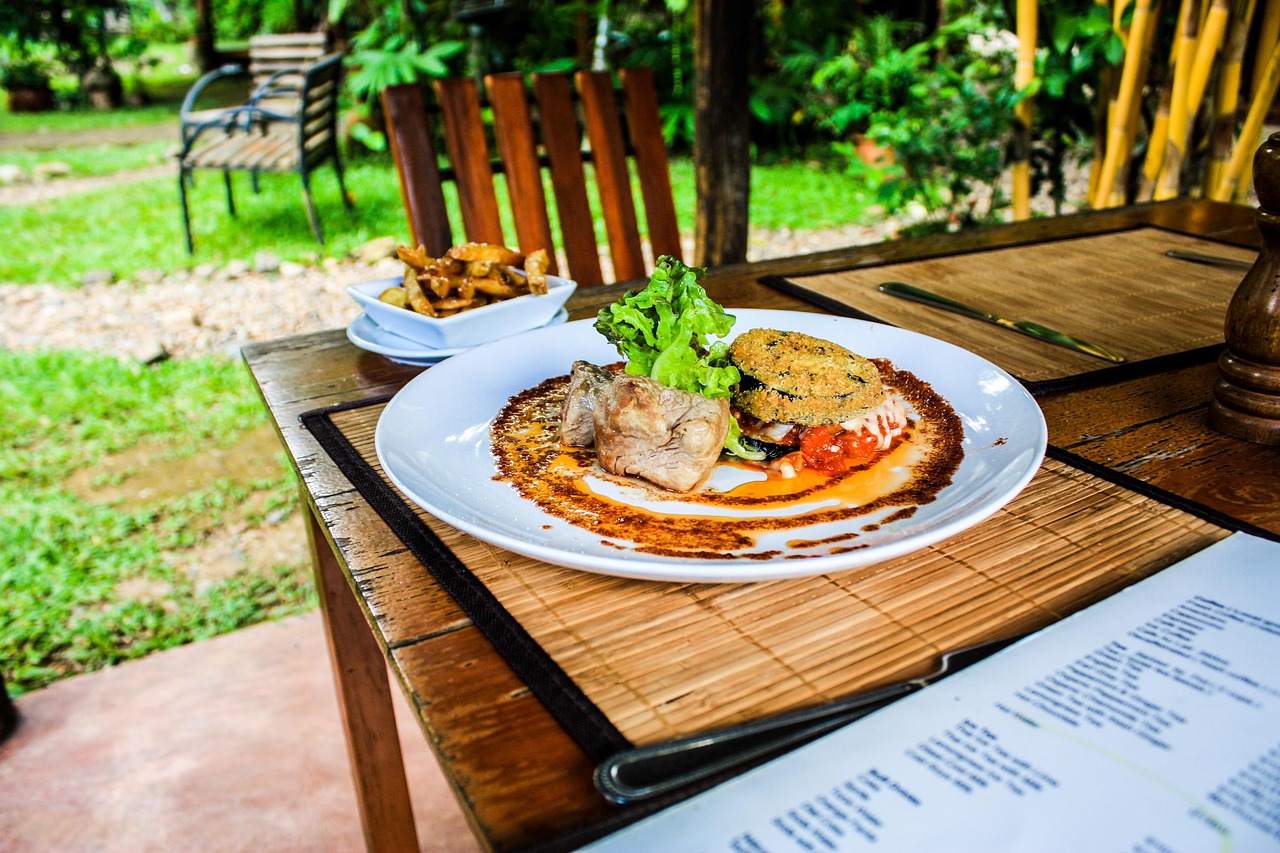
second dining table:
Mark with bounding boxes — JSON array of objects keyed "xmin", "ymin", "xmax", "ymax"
[{"xmin": 241, "ymin": 198, "xmax": 1278, "ymax": 852}]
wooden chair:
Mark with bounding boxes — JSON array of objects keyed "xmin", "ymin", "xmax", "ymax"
[
  {"xmin": 179, "ymin": 32, "xmax": 331, "ymax": 146},
  {"xmin": 177, "ymin": 52, "xmax": 350, "ymax": 253},
  {"xmin": 381, "ymin": 68, "xmax": 682, "ymax": 286}
]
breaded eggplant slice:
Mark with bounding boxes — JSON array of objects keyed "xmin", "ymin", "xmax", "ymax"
[{"xmin": 730, "ymin": 328, "xmax": 884, "ymax": 426}]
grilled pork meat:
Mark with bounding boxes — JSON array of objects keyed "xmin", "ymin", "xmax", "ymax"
[
  {"xmin": 559, "ymin": 363, "xmax": 730, "ymax": 492},
  {"xmin": 559, "ymin": 361, "xmax": 614, "ymax": 447},
  {"xmin": 595, "ymin": 375, "xmax": 730, "ymax": 492}
]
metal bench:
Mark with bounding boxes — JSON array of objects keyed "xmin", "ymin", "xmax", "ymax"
[
  {"xmin": 177, "ymin": 52, "xmax": 351, "ymax": 253},
  {"xmin": 179, "ymin": 32, "xmax": 331, "ymax": 146}
]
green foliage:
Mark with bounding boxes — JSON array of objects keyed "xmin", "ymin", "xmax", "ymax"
[
  {"xmin": 1030, "ymin": 0, "xmax": 1125, "ymax": 212},
  {"xmin": 331, "ymin": 1, "xmax": 466, "ymax": 151},
  {"xmin": 809, "ymin": 13, "xmax": 1021, "ymax": 229},
  {"xmin": 0, "ymin": 0, "xmax": 129, "ymax": 77},
  {"xmin": 0, "ymin": 350, "xmax": 312, "ymax": 695},
  {"xmin": 215, "ymin": 0, "xmax": 298, "ymax": 41},
  {"xmin": 0, "ymin": 42, "xmax": 55, "ymax": 87}
]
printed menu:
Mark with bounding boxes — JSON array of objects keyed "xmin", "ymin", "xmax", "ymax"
[{"xmin": 583, "ymin": 533, "xmax": 1280, "ymax": 852}]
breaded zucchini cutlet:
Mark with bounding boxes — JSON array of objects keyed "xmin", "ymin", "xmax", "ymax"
[{"xmin": 729, "ymin": 328, "xmax": 884, "ymax": 425}]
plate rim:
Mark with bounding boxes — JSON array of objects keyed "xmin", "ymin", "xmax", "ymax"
[
  {"xmin": 374, "ymin": 309, "xmax": 1047, "ymax": 583},
  {"xmin": 348, "ymin": 307, "xmax": 571, "ymax": 359}
]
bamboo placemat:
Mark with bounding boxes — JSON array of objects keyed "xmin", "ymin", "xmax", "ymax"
[
  {"xmin": 312, "ymin": 399, "xmax": 1232, "ymax": 753},
  {"xmin": 763, "ymin": 227, "xmax": 1255, "ymax": 385}
]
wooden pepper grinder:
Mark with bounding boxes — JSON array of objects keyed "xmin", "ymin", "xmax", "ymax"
[{"xmin": 1210, "ymin": 131, "xmax": 1280, "ymax": 445}]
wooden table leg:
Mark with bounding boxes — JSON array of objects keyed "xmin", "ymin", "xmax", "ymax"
[{"xmin": 306, "ymin": 505, "xmax": 421, "ymax": 852}]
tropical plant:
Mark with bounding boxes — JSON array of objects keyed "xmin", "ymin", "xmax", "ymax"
[
  {"xmin": 1030, "ymin": 0, "xmax": 1126, "ymax": 212},
  {"xmin": 0, "ymin": 42, "xmax": 55, "ymax": 89},
  {"xmin": 328, "ymin": 0, "xmax": 466, "ymax": 150},
  {"xmin": 810, "ymin": 13, "xmax": 1022, "ymax": 229}
]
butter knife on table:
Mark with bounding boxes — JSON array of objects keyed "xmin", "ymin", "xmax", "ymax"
[
  {"xmin": 1164, "ymin": 248, "xmax": 1253, "ymax": 269},
  {"xmin": 878, "ymin": 281, "xmax": 1126, "ymax": 363},
  {"xmin": 594, "ymin": 634, "xmax": 1025, "ymax": 804}
]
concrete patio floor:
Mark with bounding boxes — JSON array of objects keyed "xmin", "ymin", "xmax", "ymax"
[{"xmin": 0, "ymin": 611, "xmax": 481, "ymax": 852}]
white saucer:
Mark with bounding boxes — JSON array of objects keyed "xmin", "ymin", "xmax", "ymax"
[{"xmin": 347, "ymin": 308, "xmax": 570, "ymax": 365}]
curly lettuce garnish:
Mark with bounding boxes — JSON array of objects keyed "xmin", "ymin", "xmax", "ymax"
[{"xmin": 595, "ymin": 256, "xmax": 764, "ymax": 461}]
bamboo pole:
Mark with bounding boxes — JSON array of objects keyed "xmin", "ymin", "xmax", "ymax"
[
  {"xmin": 1206, "ymin": 0, "xmax": 1259, "ymax": 192},
  {"xmin": 1109, "ymin": 2, "xmax": 1162, "ymax": 205},
  {"xmin": 1092, "ymin": 0, "xmax": 1159, "ymax": 208},
  {"xmin": 1211, "ymin": 36, "xmax": 1280, "ymax": 200},
  {"xmin": 1088, "ymin": 0, "xmax": 1117, "ymax": 205},
  {"xmin": 1155, "ymin": 0, "xmax": 1203, "ymax": 199},
  {"xmin": 1012, "ymin": 0, "xmax": 1038, "ymax": 220},
  {"xmin": 1239, "ymin": 0, "xmax": 1280, "ymax": 200},
  {"xmin": 1187, "ymin": 0, "xmax": 1232, "ymax": 113},
  {"xmin": 1138, "ymin": 38, "xmax": 1180, "ymax": 200}
]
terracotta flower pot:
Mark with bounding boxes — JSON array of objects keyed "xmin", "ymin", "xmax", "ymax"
[
  {"xmin": 854, "ymin": 133, "xmax": 895, "ymax": 169},
  {"xmin": 5, "ymin": 83, "xmax": 54, "ymax": 113}
]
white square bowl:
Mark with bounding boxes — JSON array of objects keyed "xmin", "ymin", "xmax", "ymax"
[{"xmin": 348, "ymin": 270, "xmax": 577, "ymax": 349}]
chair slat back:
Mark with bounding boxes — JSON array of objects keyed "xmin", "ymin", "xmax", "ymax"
[
  {"xmin": 298, "ymin": 54, "xmax": 343, "ymax": 155},
  {"xmin": 382, "ymin": 84, "xmax": 453, "ymax": 257},
  {"xmin": 532, "ymin": 72, "xmax": 604, "ymax": 284},
  {"xmin": 381, "ymin": 68, "xmax": 681, "ymax": 287},
  {"xmin": 247, "ymin": 32, "xmax": 330, "ymax": 92},
  {"xmin": 577, "ymin": 70, "xmax": 646, "ymax": 281},
  {"xmin": 488, "ymin": 72, "xmax": 558, "ymax": 273},
  {"xmin": 433, "ymin": 77, "xmax": 505, "ymax": 246},
  {"xmin": 621, "ymin": 69, "xmax": 682, "ymax": 261}
]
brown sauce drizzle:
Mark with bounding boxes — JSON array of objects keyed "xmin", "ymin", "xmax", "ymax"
[{"xmin": 490, "ymin": 359, "xmax": 964, "ymax": 561}]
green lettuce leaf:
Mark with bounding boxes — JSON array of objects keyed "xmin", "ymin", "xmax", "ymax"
[
  {"xmin": 595, "ymin": 256, "xmax": 764, "ymax": 460},
  {"xmin": 595, "ymin": 256, "xmax": 738, "ymax": 397}
]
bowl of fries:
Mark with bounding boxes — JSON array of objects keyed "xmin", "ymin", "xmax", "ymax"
[{"xmin": 349, "ymin": 242, "xmax": 577, "ymax": 349}]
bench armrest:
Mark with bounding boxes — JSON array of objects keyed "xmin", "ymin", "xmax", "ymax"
[{"xmin": 179, "ymin": 64, "xmax": 247, "ymax": 119}]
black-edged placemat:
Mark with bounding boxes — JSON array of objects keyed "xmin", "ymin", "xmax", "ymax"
[
  {"xmin": 760, "ymin": 226, "xmax": 1255, "ymax": 392},
  {"xmin": 301, "ymin": 395, "xmax": 1250, "ymax": 761}
]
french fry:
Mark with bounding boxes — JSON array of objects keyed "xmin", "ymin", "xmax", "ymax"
[
  {"xmin": 471, "ymin": 276, "xmax": 520, "ymax": 298},
  {"xmin": 524, "ymin": 249, "xmax": 550, "ymax": 294},
  {"xmin": 447, "ymin": 242, "xmax": 523, "ymax": 266},
  {"xmin": 403, "ymin": 269, "xmax": 436, "ymax": 316},
  {"xmin": 390, "ymin": 242, "xmax": 551, "ymax": 318}
]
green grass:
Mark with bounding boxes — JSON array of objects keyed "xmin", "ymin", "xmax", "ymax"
[
  {"xmin": 0, "ymin": 154, "xmax": 883, "ymax": 285},
  {"xmin": 0, "ymin": 350, "xmax": 313, "ymax": 695}
]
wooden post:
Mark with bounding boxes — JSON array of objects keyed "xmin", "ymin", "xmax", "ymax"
[
  {"xmin": 1211, "ymin": 132, "xmax": 1280, "ymax": 444},
  {"xmin": 693, "ymin": 0, "xmax": 751, "ymax": 267}
]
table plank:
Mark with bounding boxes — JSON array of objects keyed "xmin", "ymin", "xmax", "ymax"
[{"xmin": 1040, "ymin": 361, "xmax": 1280, "ymax": 535}]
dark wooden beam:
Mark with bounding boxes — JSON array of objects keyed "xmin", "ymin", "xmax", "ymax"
[{"xmin": 694, "ymin": 0, "xmax": 752, "ymax": 266}]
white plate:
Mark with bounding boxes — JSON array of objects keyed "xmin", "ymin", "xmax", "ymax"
[
  {"xmin": 375, "ymin": 309, "xmax": 1047, "ymax": 583},
  {"xmin": 347, "ymin": 309, "xmax": 569, "ymax": 364}
]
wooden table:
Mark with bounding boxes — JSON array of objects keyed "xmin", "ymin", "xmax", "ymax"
[{"xmin": 241, "ymin": 200, "xmax": 1275, "ymax": 852}]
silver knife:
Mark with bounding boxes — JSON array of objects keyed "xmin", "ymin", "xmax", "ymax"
[
  {"xmin": 878, "ymin": 281, "xmax": 1126, "ymax": 363},
  {"xmin": 1164, "ymin": 249, "xmax": 1253, "ymax": 270},
  {"xmin": 594, "ymin": 634, "xmax": 1024, "ymax": 804}
]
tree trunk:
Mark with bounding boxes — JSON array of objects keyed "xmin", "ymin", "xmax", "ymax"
[
  {"xmin": 693, "ymin": 0, "xmax": 752, "ymax": 267},
  {"xmin": 193, "ymin": 0, "xmax": 218, "ymax": 73}
]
